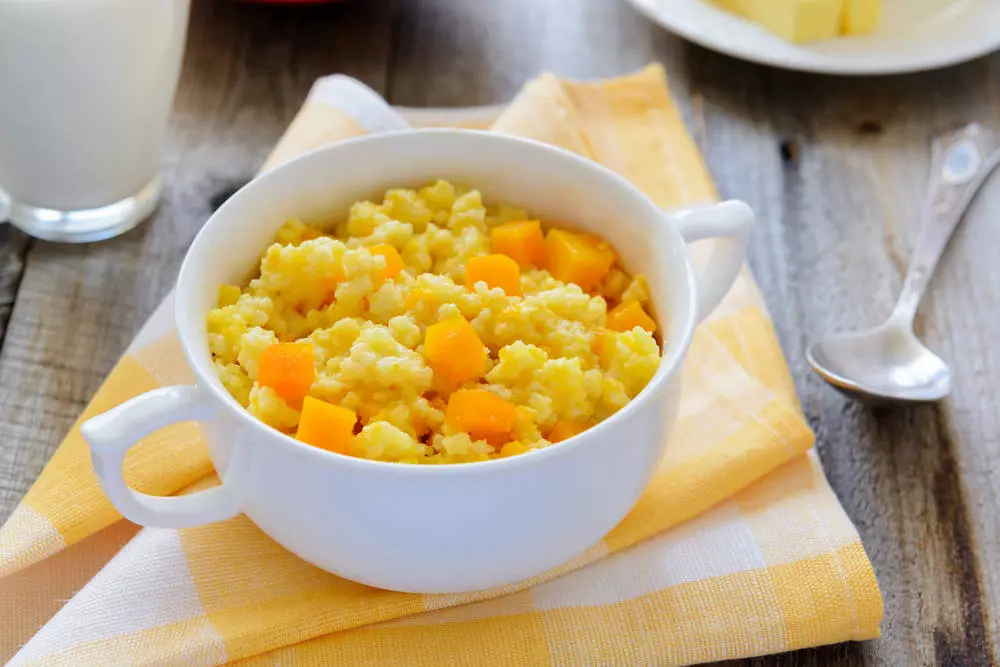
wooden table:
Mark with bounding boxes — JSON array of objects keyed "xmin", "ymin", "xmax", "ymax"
[{"xmin": 1, "ymin": 1, "xmax": 997, "ymax": 664}]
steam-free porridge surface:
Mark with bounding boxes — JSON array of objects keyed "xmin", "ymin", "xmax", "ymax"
[{"xmin": 207, "ymin": 180, "xmax": 661, "ymax": 464}]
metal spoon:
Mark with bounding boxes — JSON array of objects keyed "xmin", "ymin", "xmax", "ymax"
[{"xmin": 807, "ymin": 123, "xmax": 1000, "ymax": 405}]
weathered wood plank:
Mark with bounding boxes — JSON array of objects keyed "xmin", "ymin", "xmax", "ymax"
[
  {"xmin": 390, "ymin": 0, "xmax": 684, "ymax": 106},
  {"xmin": 689, "ymin": 50, "xmax": 1000, "ymax": 665},
  {"xmin": 0, "ymin": 0, "xmax": 395, "ymax": 518},
  {"xmin": 0, "ymin": 227, "xmax": 30, "ymax": 346}
]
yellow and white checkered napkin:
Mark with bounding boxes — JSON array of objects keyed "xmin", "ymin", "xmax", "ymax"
[{"xmin": 0, "ymin": 65, "xmax": 882, "ymax": 666}]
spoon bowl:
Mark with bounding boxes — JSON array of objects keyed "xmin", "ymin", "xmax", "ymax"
[
  {"xmin": 807, "ymin": 124, "xmax": 1000, "ymax": 405},
  {"xmin": 807, "ymin": 322, "xmax": 952, "ymax": 405}
]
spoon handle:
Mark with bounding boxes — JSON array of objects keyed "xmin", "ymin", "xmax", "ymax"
[{"xmin": 892, "ymin": 124, "xmax": 1000, "ymax": 324}]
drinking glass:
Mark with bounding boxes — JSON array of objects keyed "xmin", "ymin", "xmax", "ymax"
[{"xmin": 0, "ymin": 0, "xmax": 190, "ymax": 242}]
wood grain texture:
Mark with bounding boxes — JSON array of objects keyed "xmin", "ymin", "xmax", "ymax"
[
  {"xmin": 1, "ymin": 1, "xmax": 998, "ymax": 664},
  {"xmin": 0, "ymin": 226, "xmax": 29, "ymax": 347},
  {"xmin": 687, "ymin": 56, "xmax": 1000, "ymax": 666}
]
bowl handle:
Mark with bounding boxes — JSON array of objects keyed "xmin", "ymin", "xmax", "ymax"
[
  {"xmin": 81, "ymin": 386, "xmax": 246, "ymax": 529},
  {"xmin": 672, "ymin": 200, "xmax": 754, "ymax": 323}
]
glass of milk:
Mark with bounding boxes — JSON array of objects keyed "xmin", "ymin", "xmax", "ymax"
[{"xmin": 0, "ymin": 0, "xmax": 190, "ymax": 243}]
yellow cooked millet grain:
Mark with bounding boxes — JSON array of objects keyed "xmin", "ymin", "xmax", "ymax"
[{"xmin": 207, "ymin": 181, "xmax": 662, "ymax": 464}]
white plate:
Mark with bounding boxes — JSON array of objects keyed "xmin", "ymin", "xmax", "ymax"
[{"xmin": 625, "ymin": 0, "xmax": 1000, "ymax": 75}]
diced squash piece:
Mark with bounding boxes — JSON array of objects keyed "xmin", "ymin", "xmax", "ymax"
[
  {"xmin": 218, "ymin": 284, "xmax": 242, "ymax": 307},
  {"xmin": 567, "ymin": 231, "xmax": 615, "ymax": 257},
  {"xmin": 465, "ymin": 254, "xmax": 521, "ymax": 296},
  {"xmin": 607, "ymin": 300, "xmax": 657, "ymax": 333},
  {"xmin": 410, "ymin": 412, "xmax": 430, "ymax": 438},
  {"xmin": 404, "ymin": 288, "xmax": 436, "ymax": 311},
  {"xmin": 499, "ymin": 441, "xmax": 529, "ymax": 457},
  {"xmin": 312, "ymin": 262, "xmax": 347, "ymax": 307},
  {"xmin": 579, "ymin": 232, "xmax": 616, "ymax": 251},
  {"xmin": 491, "ymin": 220, "xmax": 545, "ymax": 267},
  {"xmin": 445, "ymin": 389, "xmax": 517, "ymax": 441},
  {"xmin": 591, "ymin": 328, "xmax": 617, "ymax": 368},
  {"xmin": 423, "ymin": 317, "xmax": 487, "ymax": 384},
  {"xmin": 296, "ymin": 396, "xmax": 357, "ymax": 455},
  {"xmin": 545, "ymin": 229, "xmax": 615, "ymax": 292},
  {"xmin": 258, "ymin": 342, "xmax": 315, "ymax": 405},
  {"xmin": 368, "ymin": 244, "xmax": 404, "ymax": 280},
  {"xmin": 318, "ymin": 275, "xmax": 342, "ymax": 307},
  {"xmin": 547, "ymin": 419, "xmax": 590, "ymax": 443}
]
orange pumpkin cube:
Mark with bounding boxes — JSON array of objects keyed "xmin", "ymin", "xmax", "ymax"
[
  {"xmin": 547, "ymin": 419, "xmax": 590, "ymax": 443},
  {"xmin": 607, "ymin": 300, "xmax": 657, "ymax": 333},
  {"xmin": 403, "ymin": 288, "xmax": 435, "ymax": 311},
  {"xmin": 367, "ymin": 244, "xmax": 404, "ymax": 280},
  {"xmin": 591, "ymin": 328, "xmax": 617, "ymax": 368},
  {"xmin": 465, "ymin": 254, "xmax": 521, "ymax": 296},
  {"xmin": 499, "ymin": 441, "xmax": 529, "ymax": 457},
  {"xmin": 445, "ymin": 389, "xmax": 517, "ymax": 441},
  {"xmin": 295, "ymin": 396, "xmax": 357, "ymax": 455},
  {"xmin": 257, "ymin": 342, "xmax": 315, "ymax": 405},
  {"xmin": 490, "ymin": 220, "xmax": 545, "ymax": 267},
  {"xmin": 318, "ymin": 273, "xmax": 344, "ymax": 307},
  {"xmin": 423, "ymin": 317, "xmax": 487, "ymax": 384},
  {"xmin": 544, "ymin": 229, "xmax": 615, "ymax": 292}
]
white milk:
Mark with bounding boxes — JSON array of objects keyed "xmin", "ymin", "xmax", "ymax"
[{"xmin": 0, "ymin": 0, "xmax": 190, "ymax": 211}]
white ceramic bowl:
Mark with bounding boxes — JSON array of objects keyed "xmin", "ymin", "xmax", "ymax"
[{"xmin": 81, "ymin": 130, "xmax": 753, "ymax": 593}]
